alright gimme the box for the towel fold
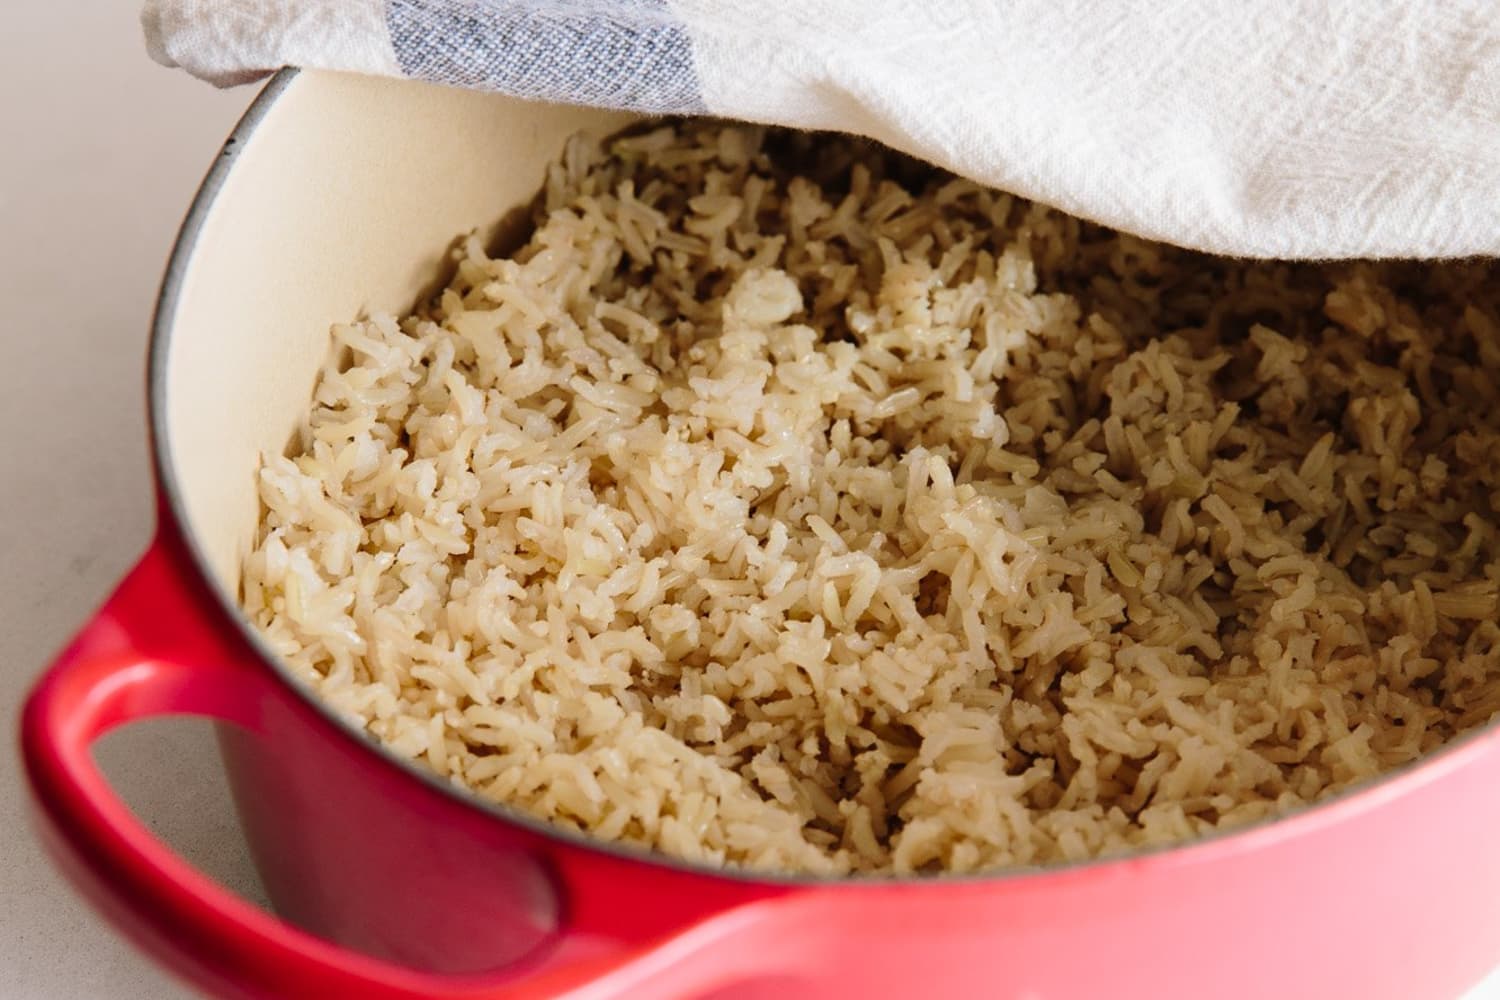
[143,0,1500,259]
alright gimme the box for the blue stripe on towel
[387,0,704,113]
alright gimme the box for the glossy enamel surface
[19,69,1500,999]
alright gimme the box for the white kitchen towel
[143,0,1500,259]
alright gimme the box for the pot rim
[145,66,1500,889]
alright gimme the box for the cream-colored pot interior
[161,70,632,589]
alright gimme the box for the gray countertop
[3,4,1498,998]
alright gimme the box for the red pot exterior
[16,71,1500,1000]
[22,518,1500,999]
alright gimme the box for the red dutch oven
[19,69,1500,1000]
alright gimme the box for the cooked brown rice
[242,121,1500,875]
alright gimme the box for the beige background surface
[2,3,1499,999]
[3,4,258,999]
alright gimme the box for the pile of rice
[243,121,1500,875]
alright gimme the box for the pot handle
[20,537,813,1000]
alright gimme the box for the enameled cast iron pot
[20,69,1500,1000]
